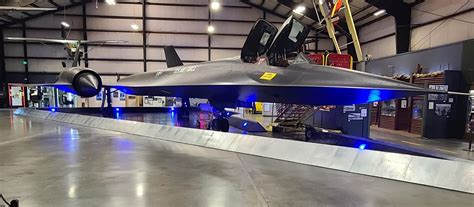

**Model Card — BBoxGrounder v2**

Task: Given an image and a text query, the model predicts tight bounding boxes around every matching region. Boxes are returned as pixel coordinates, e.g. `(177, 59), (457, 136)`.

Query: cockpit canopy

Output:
(240, 16), (310, 66)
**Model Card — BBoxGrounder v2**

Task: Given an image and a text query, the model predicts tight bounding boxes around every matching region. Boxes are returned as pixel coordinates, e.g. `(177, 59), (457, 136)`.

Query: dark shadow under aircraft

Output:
(7, 16), (463, 132)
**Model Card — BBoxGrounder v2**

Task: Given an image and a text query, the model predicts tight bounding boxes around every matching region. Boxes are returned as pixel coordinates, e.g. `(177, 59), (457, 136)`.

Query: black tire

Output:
(220, 118), (229, 132)
(305, 127), (313, 141)
(10, 200), (19, 207)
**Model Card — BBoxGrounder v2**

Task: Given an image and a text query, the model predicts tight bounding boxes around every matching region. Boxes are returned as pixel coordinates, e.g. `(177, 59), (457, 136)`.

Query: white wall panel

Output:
(318, 39), (335, 51)
(211, 21), (255, 35)
(5, 59), (24, 72)
(3, 28), (23, 37)
(87, 3), (142, 17)
(27, 59), (65, 73)
(147, 62), (169, 71)
(4, 44), (23, 57)
(88, 31), (143, 45)
(147, 5), (208, 19)
(88, 47), (143, 59)
(147, 20), (207, 33)
(412, 0), (474, 24)
(411, 11), (474, 51)
(101, 76), (122, 85)
(87, 18), (142, 31)
(27, 44), (68, 58)
(147, 48), (208, 61)
(211, 35), (246, 48)
(148, 0), (208, 4)
(88, 61), (144, 74)
(359, 16), (395, 42)
(147, 33), (208, 47)
(212, 7), (262, 21)
(24, 30), (82, 40)
(26, 15), (83, 29)
(221, 0), (249, 7)
(266, 13), (284, 22)
(362, 36), (396, 59)
(211, 49), (240, 60)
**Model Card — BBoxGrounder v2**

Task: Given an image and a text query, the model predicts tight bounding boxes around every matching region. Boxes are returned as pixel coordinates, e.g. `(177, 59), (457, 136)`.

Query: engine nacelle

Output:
(56, 67), (102, 98)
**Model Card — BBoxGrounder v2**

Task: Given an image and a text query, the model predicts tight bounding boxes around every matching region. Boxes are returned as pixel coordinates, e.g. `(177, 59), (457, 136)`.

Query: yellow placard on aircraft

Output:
(260, 72), (277, 80)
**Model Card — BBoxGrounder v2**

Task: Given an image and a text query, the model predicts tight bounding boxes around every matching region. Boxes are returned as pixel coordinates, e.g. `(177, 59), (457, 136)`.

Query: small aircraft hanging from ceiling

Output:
(5, 16), (462, 132)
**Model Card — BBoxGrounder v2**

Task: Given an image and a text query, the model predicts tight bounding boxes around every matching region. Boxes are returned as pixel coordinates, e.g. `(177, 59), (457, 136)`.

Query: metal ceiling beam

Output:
(366, 0), (411, 53)
(1, 2), (82, 27)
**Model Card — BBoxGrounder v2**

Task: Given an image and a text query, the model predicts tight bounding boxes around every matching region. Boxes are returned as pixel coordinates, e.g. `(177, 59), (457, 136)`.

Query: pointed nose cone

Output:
(78, 73), (99, 89)
(74, 72), (101, 97)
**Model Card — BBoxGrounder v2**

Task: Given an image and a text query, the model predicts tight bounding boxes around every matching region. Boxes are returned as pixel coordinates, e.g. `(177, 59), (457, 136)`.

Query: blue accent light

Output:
(367, 90), (381, 102)
(242, 122), (248, 127)
(50, 108), (56, 112)
(115, 108), (120, 112)
(226, 112), (231, 116)
(358, 144), (366, 150)
(171, 107), (175, 111)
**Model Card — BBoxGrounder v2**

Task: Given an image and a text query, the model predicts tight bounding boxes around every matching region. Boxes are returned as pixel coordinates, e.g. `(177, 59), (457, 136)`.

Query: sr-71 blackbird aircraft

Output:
(6, 16), (460, 132)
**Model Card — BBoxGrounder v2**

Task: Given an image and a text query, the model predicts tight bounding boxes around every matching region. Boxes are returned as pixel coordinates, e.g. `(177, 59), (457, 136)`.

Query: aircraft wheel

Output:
(305, 127), (314, 142)
(209, 118), (229, 132)
(220, 118), (229, 132)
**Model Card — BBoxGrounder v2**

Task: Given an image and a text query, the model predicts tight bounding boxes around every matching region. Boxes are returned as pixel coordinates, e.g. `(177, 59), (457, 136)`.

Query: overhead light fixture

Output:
(293, 5), (306, 14)
(373, 9), (386, 16)
(131, 23), (139, 30)
(106, 0), (116, 5)
(61, 21), (70, 28)
(207, 25), (215, 33)
(210, 1), (220, 10)
(318, 0), (324, 5)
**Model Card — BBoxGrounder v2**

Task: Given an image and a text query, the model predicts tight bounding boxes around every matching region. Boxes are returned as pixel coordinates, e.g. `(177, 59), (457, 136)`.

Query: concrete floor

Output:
(0, 110), (473, 207)
(370, 126), (474, 161)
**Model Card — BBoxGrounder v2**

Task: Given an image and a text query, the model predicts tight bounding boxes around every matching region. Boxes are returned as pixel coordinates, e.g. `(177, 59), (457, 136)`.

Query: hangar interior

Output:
(0, 0), (473, 206)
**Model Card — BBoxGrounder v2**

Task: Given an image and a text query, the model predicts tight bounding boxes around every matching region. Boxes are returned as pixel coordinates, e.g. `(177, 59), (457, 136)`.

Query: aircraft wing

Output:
(106, 59), (464, 107)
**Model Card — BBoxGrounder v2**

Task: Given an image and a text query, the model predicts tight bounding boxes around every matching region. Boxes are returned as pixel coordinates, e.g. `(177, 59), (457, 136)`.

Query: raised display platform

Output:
(14, 108), (474, 194)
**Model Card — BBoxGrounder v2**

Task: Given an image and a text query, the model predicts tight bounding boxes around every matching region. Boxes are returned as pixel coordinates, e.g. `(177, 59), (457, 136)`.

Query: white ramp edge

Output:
(14, 108), (474, 194)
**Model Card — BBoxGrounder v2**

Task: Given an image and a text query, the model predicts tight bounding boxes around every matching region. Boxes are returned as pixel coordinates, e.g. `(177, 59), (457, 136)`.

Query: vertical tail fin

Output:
(164, 46), (183, 68)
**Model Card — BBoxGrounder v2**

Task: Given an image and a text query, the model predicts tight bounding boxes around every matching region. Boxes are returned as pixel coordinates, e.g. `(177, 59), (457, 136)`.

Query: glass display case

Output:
(412, 99), (423, 119)
(381, 100), (396, 117)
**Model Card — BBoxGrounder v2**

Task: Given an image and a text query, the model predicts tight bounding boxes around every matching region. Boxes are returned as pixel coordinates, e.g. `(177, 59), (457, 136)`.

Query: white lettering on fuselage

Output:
(174, 65), (197, 74)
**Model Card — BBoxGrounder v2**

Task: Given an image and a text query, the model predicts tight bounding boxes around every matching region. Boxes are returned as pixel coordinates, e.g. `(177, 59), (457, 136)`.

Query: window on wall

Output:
(412, 99), (423, 119)
(381, 100), (396, 117)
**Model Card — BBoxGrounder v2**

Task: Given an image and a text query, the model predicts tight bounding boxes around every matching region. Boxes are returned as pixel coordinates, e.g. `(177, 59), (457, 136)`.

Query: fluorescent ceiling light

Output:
(131, 23), (139, 30)
(293, 5), (306, 14)
(106, 0), (116, 5)
(61, 21), (70, 28)
(373, 9), (386, 16)
(207, 25), (215, 33)
(210, 1), (220, 10)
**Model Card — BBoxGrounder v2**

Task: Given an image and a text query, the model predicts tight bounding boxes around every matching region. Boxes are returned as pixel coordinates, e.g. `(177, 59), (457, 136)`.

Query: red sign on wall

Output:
(326, 53), (353, 69)
(307, 53), (325, 65)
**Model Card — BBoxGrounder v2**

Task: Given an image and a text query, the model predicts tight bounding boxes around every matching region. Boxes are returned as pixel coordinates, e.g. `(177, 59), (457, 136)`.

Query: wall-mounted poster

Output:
(428, 85), (448, 101)
(428, 102), (434, 110)
(401, 99), (408, 108)
(96, 91), (102, 101)
(435, 104), (451, 116)
(119, 91), (126, 101)
(343, 104), (356, 113)
(348, 113), (363, 121)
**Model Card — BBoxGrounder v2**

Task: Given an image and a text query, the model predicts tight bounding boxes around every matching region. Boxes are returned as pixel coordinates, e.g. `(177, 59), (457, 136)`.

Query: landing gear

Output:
(209, 117), (229, 132)
(305, 126), (315, 142)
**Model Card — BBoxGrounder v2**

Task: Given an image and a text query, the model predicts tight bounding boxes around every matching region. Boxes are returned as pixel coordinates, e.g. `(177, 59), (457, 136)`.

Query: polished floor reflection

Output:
(0, 110), (472, 206)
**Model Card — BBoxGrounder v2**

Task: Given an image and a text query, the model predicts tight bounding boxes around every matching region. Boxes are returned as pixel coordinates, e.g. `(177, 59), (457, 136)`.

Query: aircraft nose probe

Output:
(72, 71), (102, 98)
